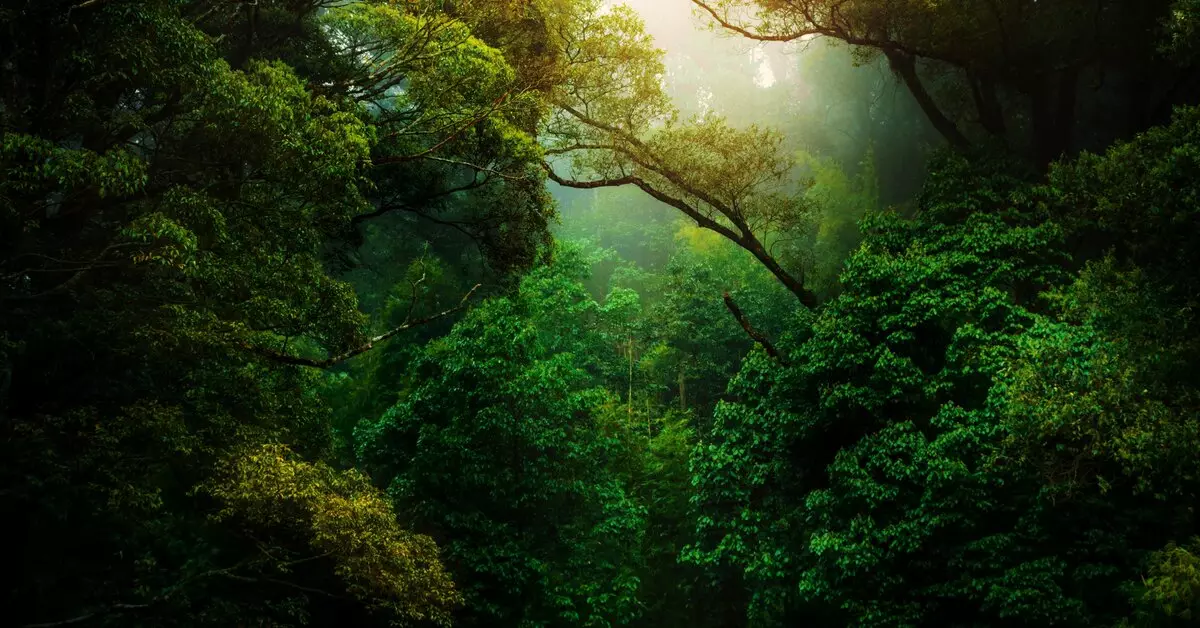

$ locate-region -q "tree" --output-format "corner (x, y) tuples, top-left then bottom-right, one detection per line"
(686, 151), (1069, 625)
(685, 107), (1200, 626)
(355, 245), (645, 627)
(0, 0), (558, 624)
(204, 443), (462, 626)
(540, 0), (820, 307)
(313, 0), (556, 276)
(640, 227), (796, 420)
(690, 0), (1190, 164)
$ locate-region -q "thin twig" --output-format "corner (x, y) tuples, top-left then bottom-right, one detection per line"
(247, 284), (482, 368)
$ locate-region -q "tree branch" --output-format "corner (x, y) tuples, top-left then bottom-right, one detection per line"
(543, 133), (744, 222)
(248, 284), (482, 368)
(350, 177), (491, 226)
(884, 51), (971, 151)
(71, 0), (117, 9)
(550, 97), (818, 306)
(372, 92), (511, 166)
(690, 0), (970, 66)
(3, 242), (138, 300)
(969, 72), (1008, 139)
(424, 156), (529, 181)
(689, 0), (807, 42)
(543, 160), (818, 307)
(723, 292), (789, 366)
(541, 163), (745, 244)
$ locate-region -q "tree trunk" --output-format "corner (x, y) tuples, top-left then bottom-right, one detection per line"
(969, 72), (1008, 139)
(678, 361), (686, 412)
(885, 50), (972, 152)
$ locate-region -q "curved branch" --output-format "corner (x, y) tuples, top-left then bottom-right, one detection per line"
(884, 51), (971, 151)
(689, 0), (808, 42)
(690, 1), (966, 65)
(71, 0), (116, 9)
(543, 134), (745, 226)
(541, 162), (745, 244)
(248, 284), (482, 368)
(544, 162), (817, 307)
(723, 292), (789, 365)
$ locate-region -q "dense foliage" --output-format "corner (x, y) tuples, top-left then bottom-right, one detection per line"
(3, 0), (1199, 626)
(686, 108), (1200, 626)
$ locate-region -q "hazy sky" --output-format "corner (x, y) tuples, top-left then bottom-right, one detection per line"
(614, 0), (784, 89)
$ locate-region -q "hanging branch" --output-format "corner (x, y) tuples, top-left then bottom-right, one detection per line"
(71, 0), (117, 9)
(723, 291), (790, 366)
(248, 284), (481, 369)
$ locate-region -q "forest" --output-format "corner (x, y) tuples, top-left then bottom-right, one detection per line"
(3, 0), (1200, 626)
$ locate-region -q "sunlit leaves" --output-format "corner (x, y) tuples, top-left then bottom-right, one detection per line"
(1139, 539), (1200, 620)
(542, 0), (812, 300)
(549, 1), (674, 134)
(687, 106), (1200, 626)
(687, 152), (1075, 624)
(324, 1), (518, 115)
(207, 444), (461, 626)
(324, 0), (555, 274)
(1, 133), (149, 201)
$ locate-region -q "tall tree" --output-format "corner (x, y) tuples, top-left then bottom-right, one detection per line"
(0, 0), (559, 624)
(540, 0), (820, 307)
(356, 245), (646, 627)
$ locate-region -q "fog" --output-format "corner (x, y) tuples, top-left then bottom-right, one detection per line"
(612, 0), (796, 121)
(555, 0), (941, 288)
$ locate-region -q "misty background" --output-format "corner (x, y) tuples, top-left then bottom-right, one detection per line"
(554, 0), (939, 300)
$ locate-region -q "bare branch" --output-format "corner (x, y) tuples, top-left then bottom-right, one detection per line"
(248, 284), (482, 368)
(71, 0), (117, 10)
(424, 156), (530, 181)
(723, 292), (790, 366)
(690, 0), (808, 42)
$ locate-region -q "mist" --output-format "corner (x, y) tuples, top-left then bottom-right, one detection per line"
(554, 0), (939, 298)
